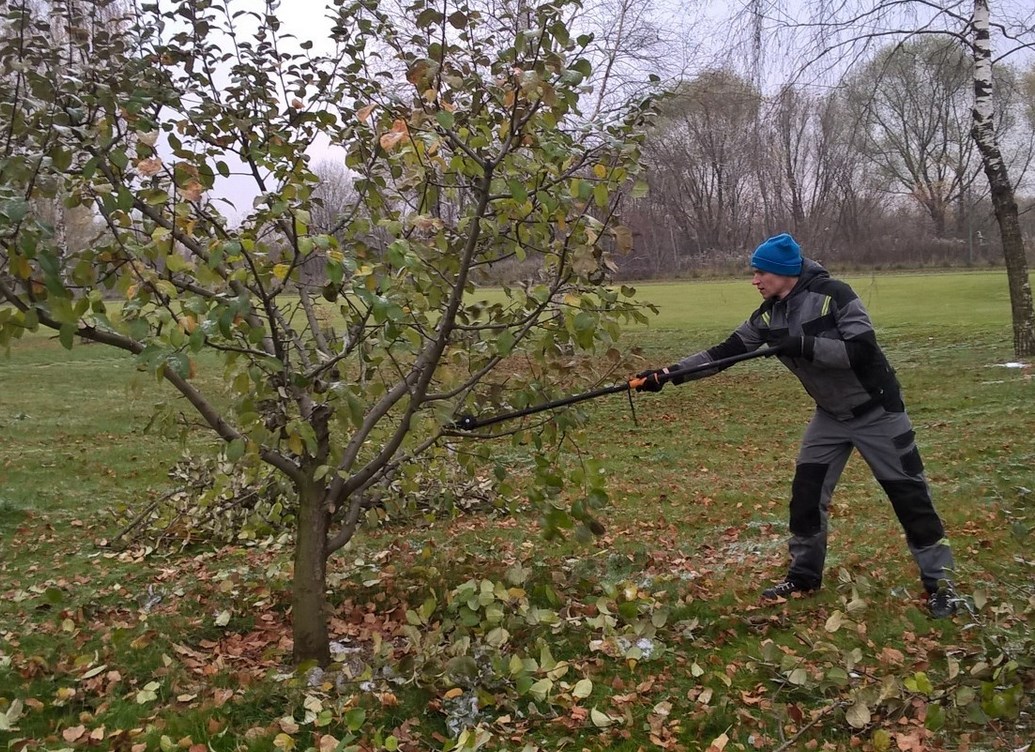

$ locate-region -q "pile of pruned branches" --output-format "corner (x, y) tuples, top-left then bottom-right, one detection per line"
(109, 453), (502, 548)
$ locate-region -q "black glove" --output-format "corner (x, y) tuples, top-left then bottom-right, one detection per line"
(777, 335), (816, 360)
(634, 367), (668, 392)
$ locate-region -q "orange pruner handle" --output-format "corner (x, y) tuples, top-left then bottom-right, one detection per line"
(628, 376), (647, 390)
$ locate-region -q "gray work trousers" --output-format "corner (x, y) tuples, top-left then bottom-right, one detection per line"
(786, 406), (954, 593)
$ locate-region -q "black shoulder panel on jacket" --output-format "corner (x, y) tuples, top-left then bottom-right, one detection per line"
(806, 276), (857, 307)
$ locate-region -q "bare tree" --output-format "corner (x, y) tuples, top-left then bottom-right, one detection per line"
(844, 38), (984, 237)
(757, 84), (886, 251)
(742, 0), (1035, 356)
(643, 69), (763, 260)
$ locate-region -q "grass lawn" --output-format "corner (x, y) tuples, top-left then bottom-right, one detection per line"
(1, 270), (1032, 752)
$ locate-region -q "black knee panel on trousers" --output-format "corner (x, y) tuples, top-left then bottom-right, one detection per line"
(790, 463), (828, 537)
(879, 479), (945, 547)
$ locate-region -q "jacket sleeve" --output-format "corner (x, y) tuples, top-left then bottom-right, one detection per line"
(810, 281), (880, 370)
(669, 315), (767, 383)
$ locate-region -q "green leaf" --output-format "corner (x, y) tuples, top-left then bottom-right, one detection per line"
(925, 702), (945, 731)
(435, 110), (454, 130)
(59, 325), (75, 350)
(0, 198), (28, 223)
(225, 438), (246, 462)
(507, 179), (528, 203)
(572, 59), (592, 77)
(496, 329), (516, 355)
(344, 708), (366, 731)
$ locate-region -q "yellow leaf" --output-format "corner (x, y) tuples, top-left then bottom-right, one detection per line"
(273, 264), (291, 281)
(590, 708), (613, 728)
(378, 119), (410, 151)
(136, 157), (163, 176)
(379, 131), (403, 150)
(356, 103), (375, 123)
(612, 224), (633, 253)
(593, 164), (607, 179)
(179, 180), (204, 202)
(872, 729), (892, 752)
(273, 733), (296, 750)
(824, 610), (844, 633)
(572, 679), (593, 699)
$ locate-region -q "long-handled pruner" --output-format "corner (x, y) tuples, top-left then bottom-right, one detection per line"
(450, 346), (780, 432)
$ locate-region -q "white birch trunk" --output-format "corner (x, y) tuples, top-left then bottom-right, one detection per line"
(971, 0), (1035, 357)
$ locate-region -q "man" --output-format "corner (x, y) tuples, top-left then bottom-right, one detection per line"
(636, 233), (958, 618)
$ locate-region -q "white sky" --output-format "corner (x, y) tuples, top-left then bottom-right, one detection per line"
(170, 0), (1033, 219)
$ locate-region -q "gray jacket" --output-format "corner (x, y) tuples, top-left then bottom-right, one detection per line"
(672, 260), (903, 421)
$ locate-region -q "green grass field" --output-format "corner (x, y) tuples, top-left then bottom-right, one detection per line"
(1, 271), (1032, 752)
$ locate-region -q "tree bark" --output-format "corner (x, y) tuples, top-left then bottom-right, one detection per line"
(291, 479), (331, 666)
(971, 0), (1035, 357)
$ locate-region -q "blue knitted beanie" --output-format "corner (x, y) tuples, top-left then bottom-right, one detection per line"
(751, 233), (802, 276)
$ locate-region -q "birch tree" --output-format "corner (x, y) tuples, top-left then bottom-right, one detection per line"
(744, 0), (1035, 356)
(971, 0), (1035, 355)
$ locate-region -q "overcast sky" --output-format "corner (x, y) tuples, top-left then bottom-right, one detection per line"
(176, 0), (1034, 221)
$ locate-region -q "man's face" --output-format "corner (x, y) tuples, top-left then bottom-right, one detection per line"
(752, 269), (796, 300)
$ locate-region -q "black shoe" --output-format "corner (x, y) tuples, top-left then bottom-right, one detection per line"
(761, 580), (814, 600)
(927, 583), (958, 619)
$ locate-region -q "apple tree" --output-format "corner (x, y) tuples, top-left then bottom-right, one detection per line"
(0, 0), (655, 664)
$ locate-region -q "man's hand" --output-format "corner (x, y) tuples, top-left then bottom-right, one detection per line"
(634, 367), (669, 392)
(777, 335), (816, 359)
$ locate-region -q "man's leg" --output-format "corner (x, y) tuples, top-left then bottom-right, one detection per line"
(851, 408), (955, 593)
(784, 410), (853, 590)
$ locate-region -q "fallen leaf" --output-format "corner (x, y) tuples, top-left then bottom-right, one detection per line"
(707, 732), (730, 752)
(572, 679), (593, 699)
(846, 700), (870, 729)
(880, 647), (905, 666)
(278, 717), (299, 734)
(824, 610), (844, 633)
(590, 708), (613, 728)
(62, 725), (86, 742)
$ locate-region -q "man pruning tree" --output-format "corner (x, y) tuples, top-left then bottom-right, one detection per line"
(635, 233), (959, 618)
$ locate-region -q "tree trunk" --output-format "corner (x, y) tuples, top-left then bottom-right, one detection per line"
(971, 0), (1035, 357)
(292, 481), (331, 666)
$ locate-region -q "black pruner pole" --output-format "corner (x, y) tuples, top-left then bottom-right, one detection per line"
(450, 346), (780, 432)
